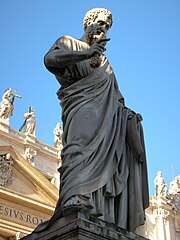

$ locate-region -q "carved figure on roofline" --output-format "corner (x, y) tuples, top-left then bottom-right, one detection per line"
(53, 122), (63, 149)
(19, 107), (36, 136)
(0, 88), (13, 120)
(154, 171), (168, 197)
(34, 7), (149, 233)
(169, 175), (180, 195)
(0, 88), (22, 121)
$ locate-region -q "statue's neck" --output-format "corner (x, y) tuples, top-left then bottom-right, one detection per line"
(79, 33), (92, 46)
(80, 34), (87, 42)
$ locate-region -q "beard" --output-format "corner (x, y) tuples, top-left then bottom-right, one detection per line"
(85, 23), (106, 45)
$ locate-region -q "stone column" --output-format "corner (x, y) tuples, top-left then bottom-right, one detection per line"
(154, 207), (169, 240)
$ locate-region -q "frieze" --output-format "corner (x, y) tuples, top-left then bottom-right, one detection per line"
(0, 204), (44, 226)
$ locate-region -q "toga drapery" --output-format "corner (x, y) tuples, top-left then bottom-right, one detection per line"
(42, 35), (149, 232)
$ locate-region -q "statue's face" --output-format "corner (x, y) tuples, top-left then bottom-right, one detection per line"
(93, 13), (112, 35)
(6, 90), (11, 97)
(85, 13), (112, 45)
(157, 171), (162, 177)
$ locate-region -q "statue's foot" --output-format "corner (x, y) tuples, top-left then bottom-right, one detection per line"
(62, 195), (93, 216)
(89, 212), (103, 217)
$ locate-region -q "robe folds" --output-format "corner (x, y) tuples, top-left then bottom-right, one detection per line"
(39, 35), (149, 232)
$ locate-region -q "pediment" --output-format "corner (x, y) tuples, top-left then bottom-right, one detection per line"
(0, 146), (59, 207)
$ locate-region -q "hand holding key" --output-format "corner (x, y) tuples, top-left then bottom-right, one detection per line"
(89, 38), (110, 68)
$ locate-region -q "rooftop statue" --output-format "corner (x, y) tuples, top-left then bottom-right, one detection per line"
(154, 171), (168, 197)
(19, 107), (36, 136)
(0, 89), (21, 121)
(169, 175), (180, 195)
(53, 122), (63, 149)
(36, 7), (149, 232)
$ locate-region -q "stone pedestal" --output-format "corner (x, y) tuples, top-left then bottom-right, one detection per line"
(21, 211), (149, 240)
(0, 119), (10, 133)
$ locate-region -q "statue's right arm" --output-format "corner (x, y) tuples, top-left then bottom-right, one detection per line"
(44, 42), (105, 68)
(44, 50), (89, 68)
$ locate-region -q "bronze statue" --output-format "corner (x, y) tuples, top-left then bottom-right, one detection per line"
(39, 8), (149, 232)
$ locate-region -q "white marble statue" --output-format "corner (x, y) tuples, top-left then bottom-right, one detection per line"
(25, 148), (37, 166)
(154, 171), (168, 197)
(0, 88), (13, 120)
(23, 107), (36, 136)
(169, 175), (180, 195)
(53, 122), (63, 149)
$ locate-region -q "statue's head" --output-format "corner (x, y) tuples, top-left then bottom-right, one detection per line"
(83, 8), (112, 31)
(83, 8), (112, 45)
(4, 88), (11, 96)
(29, 106), (34, 113)
(157, 171), (162, 177)
(175, 176), (180, 183)
(56, 122), (61, 129)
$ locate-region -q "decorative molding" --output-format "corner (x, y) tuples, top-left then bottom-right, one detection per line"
(154, 207), (170, 224)
(9, 232), (20, 240)
(25, 147), (37, 166)
(0, 146), (59, 204)
(167, 194), (180, 212)
(0, 152), (13, 186)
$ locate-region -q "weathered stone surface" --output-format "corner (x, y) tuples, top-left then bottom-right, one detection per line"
(22, 211), (149, 240)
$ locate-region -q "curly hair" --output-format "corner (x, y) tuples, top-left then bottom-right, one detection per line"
(83, 8), (113, 30)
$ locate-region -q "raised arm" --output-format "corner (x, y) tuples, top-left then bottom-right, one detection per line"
(44, 39), (108, 69)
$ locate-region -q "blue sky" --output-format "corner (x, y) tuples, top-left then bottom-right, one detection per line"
(1, 0), (180, 195)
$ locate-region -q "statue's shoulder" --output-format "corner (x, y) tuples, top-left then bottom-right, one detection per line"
(57, 35), (77, 44)
(62, 35), (75, 40)
(53, 35), (84, 51)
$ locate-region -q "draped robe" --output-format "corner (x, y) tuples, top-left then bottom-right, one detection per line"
(43, 35), (149, 232)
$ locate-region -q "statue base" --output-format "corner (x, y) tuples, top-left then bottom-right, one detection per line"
(0, 119), (10, 133)
(21, 211), (149, 240)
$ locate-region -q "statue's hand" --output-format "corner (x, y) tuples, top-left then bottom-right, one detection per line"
(96, 38), (110, 47)
(87, 38), (110, 58)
